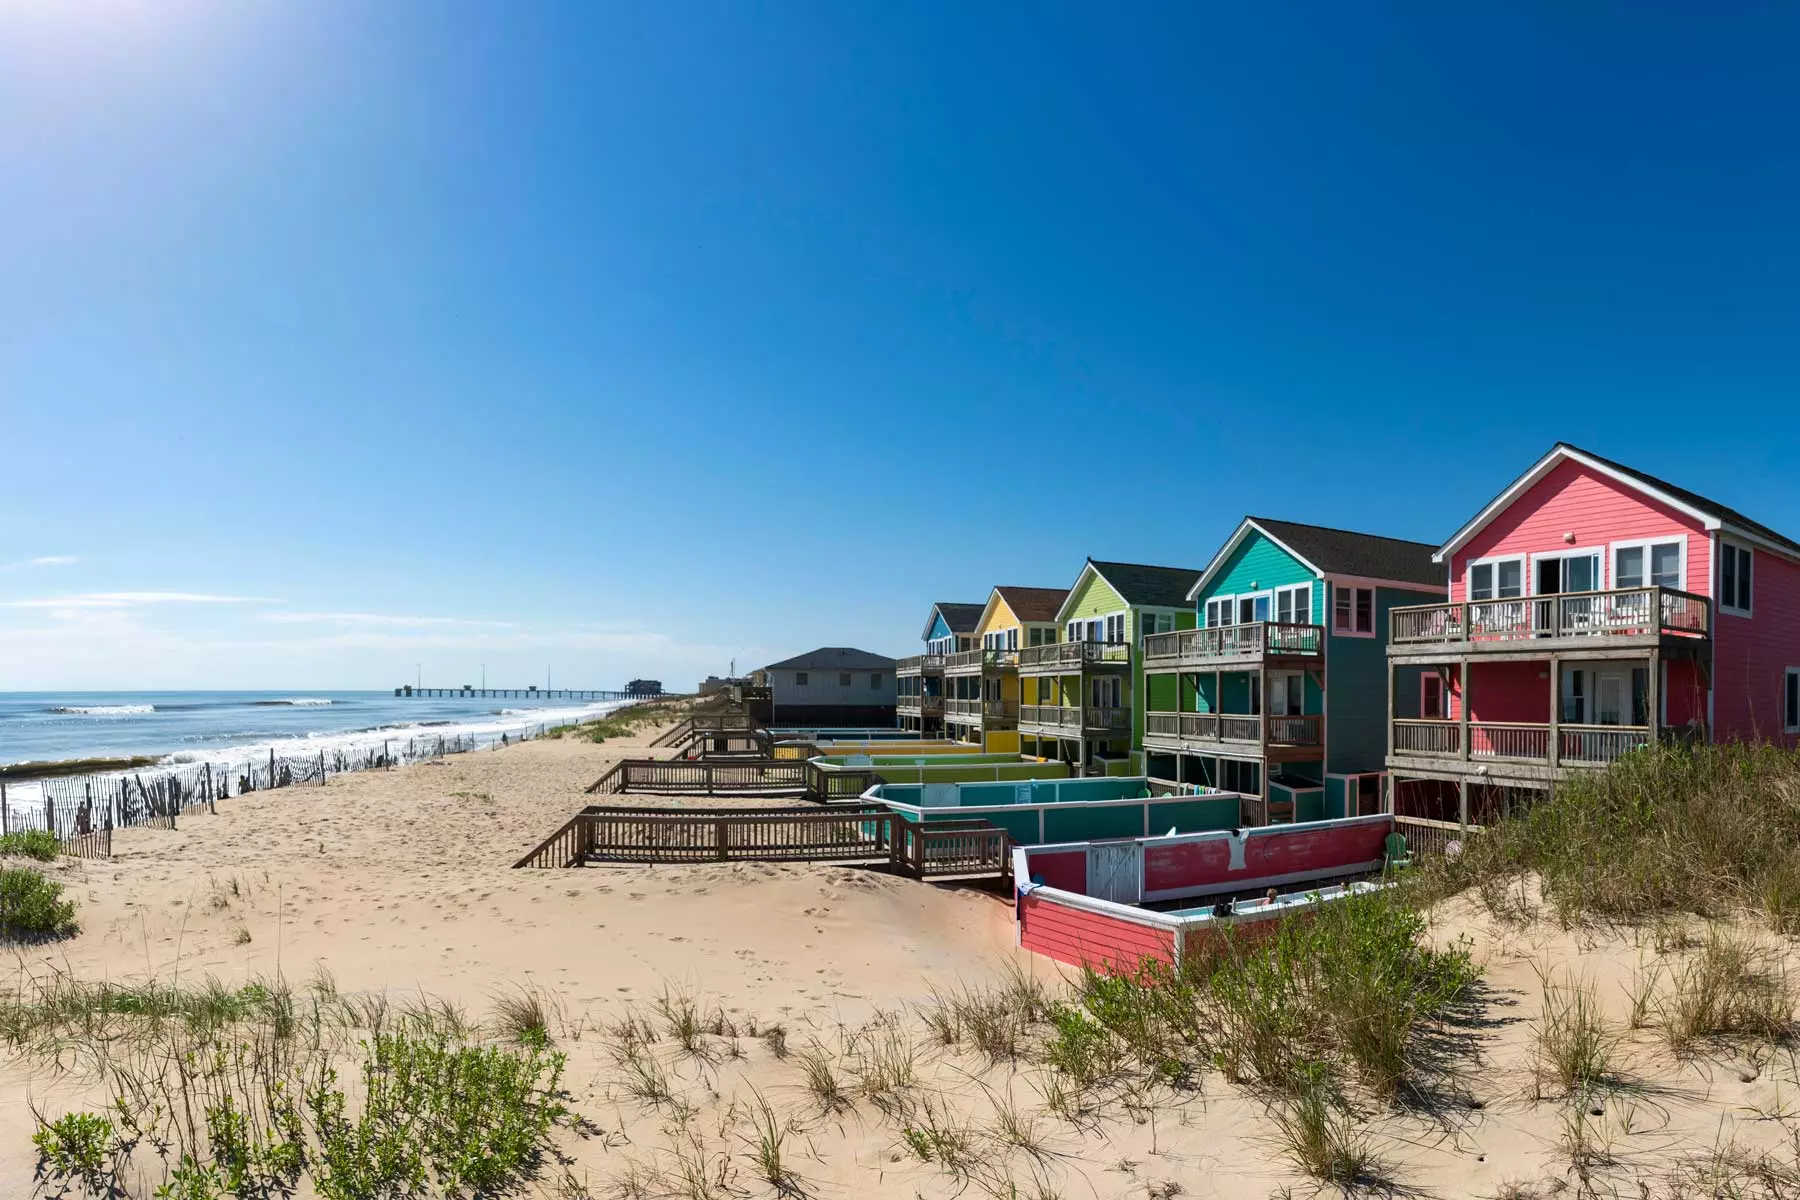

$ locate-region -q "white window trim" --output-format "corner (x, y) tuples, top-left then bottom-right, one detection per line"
(1720, 538), (1754, 618)
(1331, 583), (1377, 639)
(1608, 537), (1688, 593)
(1464, 553), (1526, 601)
(1203, 594), (1235, 628)
(1234, 589), (1273, 626)
(1785, 667), (1800, 734)
(1273, 584), (1312, 627)
(1526, 545), (1608, 596)
(1095, 609), (1130, 644)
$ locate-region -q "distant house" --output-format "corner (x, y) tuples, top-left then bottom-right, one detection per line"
(762, 647), (898, 727)
(625, 679), (664, 697)
(896, 601), (984, 735)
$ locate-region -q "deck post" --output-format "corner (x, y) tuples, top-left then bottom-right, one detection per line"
(1547, 654), (1562, 769)
(1457, 778), (1469, 831)
(1386, 660), (1396, 760)
(1459, 659), (1471, 761)
(714, 819), (729, 861)
(1646, 649), (1661, 748)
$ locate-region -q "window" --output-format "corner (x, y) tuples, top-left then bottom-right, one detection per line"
(870, 673), (883, 689)
(1104, 613), (1127, 643)
(1787, 669), (1800, 734)
(795, 672), (808, 687)
(1420, 673), (1445, 719)
(1536, 550), (1601, 596)
(1238, 593), (1271, 624)
(1468, 557), (1524, 601)
(1613, 539), (1683, 590)
(1269, 671), (1304, 715)
(1204, 597), (1233, 627)
(1333, 586), (1374, 635)
(1066, 620), (1083, 642)
(1275, 585), (1311, 626)
(1721, 540), (1753, 615)
(1028, 626), (1050, 647)
(838, 672), (851, 687)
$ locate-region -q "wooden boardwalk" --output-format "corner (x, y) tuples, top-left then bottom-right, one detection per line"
(394, 686), (656, 701)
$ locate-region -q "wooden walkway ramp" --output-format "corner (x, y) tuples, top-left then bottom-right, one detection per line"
(514, 803), (1008, 881)
(587, 758), (807, 797)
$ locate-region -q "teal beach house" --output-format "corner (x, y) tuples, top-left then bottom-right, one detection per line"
(1141, 518), (1443, 824)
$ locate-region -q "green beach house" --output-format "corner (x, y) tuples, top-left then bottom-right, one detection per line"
(1017, 559), (1200, 771)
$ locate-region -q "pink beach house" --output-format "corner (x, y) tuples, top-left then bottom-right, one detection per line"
(1385, 443), (1800, 825)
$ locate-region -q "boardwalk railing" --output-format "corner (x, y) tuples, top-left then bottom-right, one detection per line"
(896, 819), (1010, 879)
(1390, 586), (1711, 648)
(1143, 622), (1324, 666)
(650, 713), (763, 749)
(515, 805), (897, 868)
(516, 804), (1009, 880)
(587, 758), (808, 796)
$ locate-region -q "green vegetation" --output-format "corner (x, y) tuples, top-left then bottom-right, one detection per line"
(9, 973), (574, 1199)
(0, 756), (159, 781)
(0, 866), (77, 941)
(0, 829), (61, 861)
(1419, 743), (1800, 928)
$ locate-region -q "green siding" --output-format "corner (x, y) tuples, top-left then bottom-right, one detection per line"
(1062, 569), (1129, 623)
(1322, 582), (1442, 774)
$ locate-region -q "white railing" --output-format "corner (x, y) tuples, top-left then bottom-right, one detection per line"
(1017, 641), (1132, 670)
(1391, 587), (1710, 648)
(898, 654), (947, 674)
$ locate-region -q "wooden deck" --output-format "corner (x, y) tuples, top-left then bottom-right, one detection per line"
(1387, 586), (1710, 659)
(514, 804), (1010, 880)
(1142, 622), (1324, 671)
(1143, 711), (1323, 761)
(587, 758), (807, 796)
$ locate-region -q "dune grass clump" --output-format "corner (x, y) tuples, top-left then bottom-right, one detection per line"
(1421, 743), (1800, 929)
(0, 866), (78, 941)
(0, 829), (61, 861)
(1533, 966), (1618, 1098)
(1658, 927), (1793, 1051)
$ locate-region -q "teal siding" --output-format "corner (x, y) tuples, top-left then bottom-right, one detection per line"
(926, 613), (953, 643)
(1195, 534), (1320, 621)
(1322, 583), (1442, 774)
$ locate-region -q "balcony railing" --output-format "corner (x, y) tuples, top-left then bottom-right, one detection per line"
(944, 648), (1019, 672)
(1018, 704), (1125, 733)
(1391, 719), (1651, 768)
(1143, 711), (1321, 748)
(1016, 641), (1131, 671)
(1390, 587), (1710, 650)
(1142, 622), (1324, 668)
(897, 654), (947, 675)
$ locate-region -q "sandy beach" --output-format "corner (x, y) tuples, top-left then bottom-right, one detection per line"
(1, 718), (1796, 1198)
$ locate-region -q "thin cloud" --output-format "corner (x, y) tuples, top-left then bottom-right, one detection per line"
(262, 611), (519, 629)
(0, 554), (80, 569)
(0, 592), (274, 609)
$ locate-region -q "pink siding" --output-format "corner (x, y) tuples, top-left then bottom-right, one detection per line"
(1451, 459), (1710, 601)
(1666, 659), (1704, 729)
(1142, 820), (1390, 896)
(1446, 661), (1550, 723)
(1716, 543), (1800, 747)
(1022, 848), (1086, 894)
(1019, 894), (1175, 969)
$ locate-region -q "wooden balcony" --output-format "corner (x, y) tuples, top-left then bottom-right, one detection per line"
(1388, 587), (1710, 660)
(897, 695), (944, 718)
(1142, 711), (1323, 759)
(944, 648), (1019, 675)
(1016, 641), (1131, 675)
(944, 699), (1019, 729)
(1141, 622), (1324, 671)
(897, 654), (946, 677)
(1017, 704), (1129, 737)
(1389, 718), (1656, 781)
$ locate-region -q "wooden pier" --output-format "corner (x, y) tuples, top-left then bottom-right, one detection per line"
(394, 686), (657, 702)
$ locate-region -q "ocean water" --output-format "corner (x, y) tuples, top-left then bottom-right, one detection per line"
(0, 690), (628, 771)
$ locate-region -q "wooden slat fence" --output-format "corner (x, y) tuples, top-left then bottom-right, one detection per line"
(587, 759), (808, 796)
(897, 820), (1010, 879)
(515, 805), (897, 868)
(1395, 815), (1477, 859)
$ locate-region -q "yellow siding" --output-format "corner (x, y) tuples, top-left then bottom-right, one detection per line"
(976, 592), (1020, 640)
(985, 730), (1021, 754)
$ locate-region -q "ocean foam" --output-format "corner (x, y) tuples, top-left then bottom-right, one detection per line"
(255, 698), (334, 707)
(49, 704), (155, 716)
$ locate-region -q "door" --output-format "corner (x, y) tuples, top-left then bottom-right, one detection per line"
(1086, 841), (1143, 905)
(1595, 671), (1628, 726)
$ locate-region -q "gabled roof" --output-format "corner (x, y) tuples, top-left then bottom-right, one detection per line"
(993, 586), (1069, 624)
(1438, 442), (1800, 562)
(1188, 517), (1442, 601)
(763, 646), (896, 672)
(920, 602), (984, 643)
(1054, 559), (1202, 624)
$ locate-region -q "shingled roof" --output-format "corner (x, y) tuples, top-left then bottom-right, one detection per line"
(1440, 443), (1800, 560)
(919, 602), (984, 643)
(1188, 518), (1445, 600)
(763, 646), (896, 672)
(1084, 560), (1204, 608)
(993, 586), (1069, 624)
(1251, 519), (1443, 587)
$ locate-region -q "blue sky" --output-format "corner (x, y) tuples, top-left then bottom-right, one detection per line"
(3, 3), (1798, 690)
